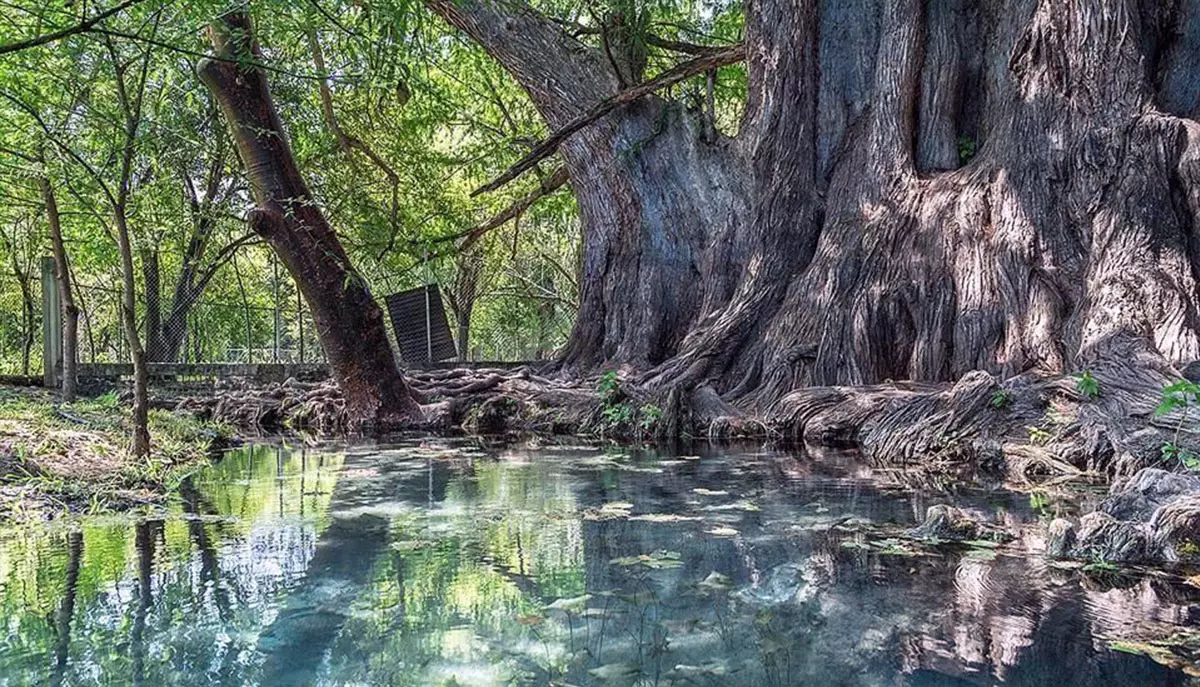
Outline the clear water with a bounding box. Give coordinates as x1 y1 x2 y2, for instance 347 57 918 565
0 440 1196 686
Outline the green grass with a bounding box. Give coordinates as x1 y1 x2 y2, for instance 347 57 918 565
0 386 232 518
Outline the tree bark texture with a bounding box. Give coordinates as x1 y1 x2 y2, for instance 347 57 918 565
428 0 1200 407
199 11 422 427
427 0 752 369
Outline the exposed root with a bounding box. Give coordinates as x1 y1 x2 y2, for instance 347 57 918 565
1045 468 1200 565
766 349 1198 484
175 367 602 435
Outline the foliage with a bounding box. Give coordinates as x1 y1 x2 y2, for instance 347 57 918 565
957 135 977 165
1075 370 1100 399
1155 379 1200 471
990 388 1014 410
594 370 663 438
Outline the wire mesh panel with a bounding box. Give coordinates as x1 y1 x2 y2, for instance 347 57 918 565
385 284 457 366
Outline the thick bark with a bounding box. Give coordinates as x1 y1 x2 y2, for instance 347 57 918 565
40 176 78 400
426 0 752 369
432 0 1200 428
199 11 421 427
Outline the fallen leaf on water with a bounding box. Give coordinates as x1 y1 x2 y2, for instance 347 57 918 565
670 661 728 677
544 594 593 613
588 663 641 681
390 540 432 552
583 502 635 521
610 550 684 569
697 571 733 592
629 513 702 522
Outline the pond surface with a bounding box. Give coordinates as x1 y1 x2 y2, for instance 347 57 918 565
0 440 1196 686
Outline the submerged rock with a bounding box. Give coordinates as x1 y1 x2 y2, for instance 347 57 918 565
736 562 812 606
907 504 982 541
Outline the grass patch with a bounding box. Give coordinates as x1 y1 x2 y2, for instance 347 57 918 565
0 385 231 519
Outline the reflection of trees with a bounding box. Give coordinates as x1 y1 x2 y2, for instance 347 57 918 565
49 529 81 687
130 520 157 687
0 444 1197 685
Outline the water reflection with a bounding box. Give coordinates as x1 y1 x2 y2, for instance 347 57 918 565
0 441 1195 686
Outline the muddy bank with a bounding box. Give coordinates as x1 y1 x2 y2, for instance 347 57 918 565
0 385 231 519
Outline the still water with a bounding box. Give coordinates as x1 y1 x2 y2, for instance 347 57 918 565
0 440 1196 686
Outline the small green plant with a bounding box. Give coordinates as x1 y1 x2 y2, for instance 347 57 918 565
1161 442 1200 470
1029 490 1050 518
601 402 634 429
1075 370 1100 399
638 404 663 434
957 135 977 165
1082 557 1119 575
597 370 621 403
1027 425 1053 446
1156 379 1200 471
990 388 1014 410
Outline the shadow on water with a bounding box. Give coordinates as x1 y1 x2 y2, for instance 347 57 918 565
0 439 1196 685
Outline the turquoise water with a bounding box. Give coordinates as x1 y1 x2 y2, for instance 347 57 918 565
0 440 1195 686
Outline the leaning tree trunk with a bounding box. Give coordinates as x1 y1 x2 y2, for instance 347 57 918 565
40 176 78 400
426 0 752 370
199 11 422 427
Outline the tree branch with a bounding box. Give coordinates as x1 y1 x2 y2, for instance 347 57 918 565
459 166 569 250
472 44 744 196
0 0 146 56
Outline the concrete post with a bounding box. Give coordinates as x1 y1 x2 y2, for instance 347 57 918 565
40 256 62 388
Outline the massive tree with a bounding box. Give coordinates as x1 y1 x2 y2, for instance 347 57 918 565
427 0 1200 410
199 11 423 427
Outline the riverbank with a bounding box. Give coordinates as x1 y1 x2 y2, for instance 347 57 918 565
0 385 232 520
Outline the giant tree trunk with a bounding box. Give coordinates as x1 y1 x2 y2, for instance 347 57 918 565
40 176 78 401
431 0 1200 412
199 11 422 427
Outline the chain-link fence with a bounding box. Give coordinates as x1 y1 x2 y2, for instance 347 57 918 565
0 273 40 377
0 238 577 376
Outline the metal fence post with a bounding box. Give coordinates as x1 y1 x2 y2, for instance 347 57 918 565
40 256 61 388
